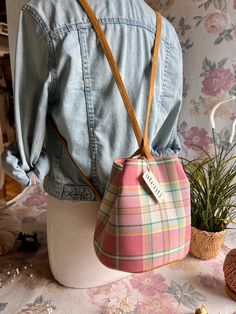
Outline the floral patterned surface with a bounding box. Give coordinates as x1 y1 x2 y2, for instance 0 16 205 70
145 0 236 159
0 184 236 314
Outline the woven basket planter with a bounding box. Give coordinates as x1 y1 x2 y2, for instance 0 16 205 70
190 227 226 260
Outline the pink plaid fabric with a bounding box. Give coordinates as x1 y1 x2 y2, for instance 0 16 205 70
94 155 191 273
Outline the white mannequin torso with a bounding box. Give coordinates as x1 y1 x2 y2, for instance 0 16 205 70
47 195 129 288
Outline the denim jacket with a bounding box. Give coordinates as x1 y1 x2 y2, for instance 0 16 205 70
2 0 183 201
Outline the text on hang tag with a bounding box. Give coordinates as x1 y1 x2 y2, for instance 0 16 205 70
143 170 164 203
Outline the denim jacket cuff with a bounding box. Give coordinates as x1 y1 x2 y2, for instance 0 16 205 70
1 147 50 189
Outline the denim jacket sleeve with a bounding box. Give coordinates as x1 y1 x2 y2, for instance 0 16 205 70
167 39 183 155
1 8 51 187
151 28 183 157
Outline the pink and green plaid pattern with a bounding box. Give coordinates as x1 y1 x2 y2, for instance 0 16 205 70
94 155 191 273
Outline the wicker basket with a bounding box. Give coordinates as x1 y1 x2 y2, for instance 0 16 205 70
190 227 226 260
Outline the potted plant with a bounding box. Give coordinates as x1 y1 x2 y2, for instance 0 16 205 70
182 96 236 260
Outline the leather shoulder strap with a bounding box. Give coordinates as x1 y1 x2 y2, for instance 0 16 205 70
143 13 162 150
79 0 162 159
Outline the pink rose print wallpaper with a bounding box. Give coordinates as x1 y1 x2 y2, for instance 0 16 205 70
145 0 236 158
201 63 235 96
183 127 211 150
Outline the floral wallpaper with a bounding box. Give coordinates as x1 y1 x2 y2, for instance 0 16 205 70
146 0 236 159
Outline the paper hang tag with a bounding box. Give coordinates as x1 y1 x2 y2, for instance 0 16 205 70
143 170 164 203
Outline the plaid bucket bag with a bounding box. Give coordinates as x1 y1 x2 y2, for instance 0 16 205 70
77 0 191 273
48 0 191 273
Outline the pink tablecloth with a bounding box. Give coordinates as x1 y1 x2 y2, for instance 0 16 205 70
0 184 236 314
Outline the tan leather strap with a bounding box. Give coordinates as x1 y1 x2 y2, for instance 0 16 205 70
79 0 162 159
131 13 162 159
143 13 162 150
46 117 102 200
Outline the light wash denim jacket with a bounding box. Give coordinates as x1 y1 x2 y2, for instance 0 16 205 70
2 0 183 201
